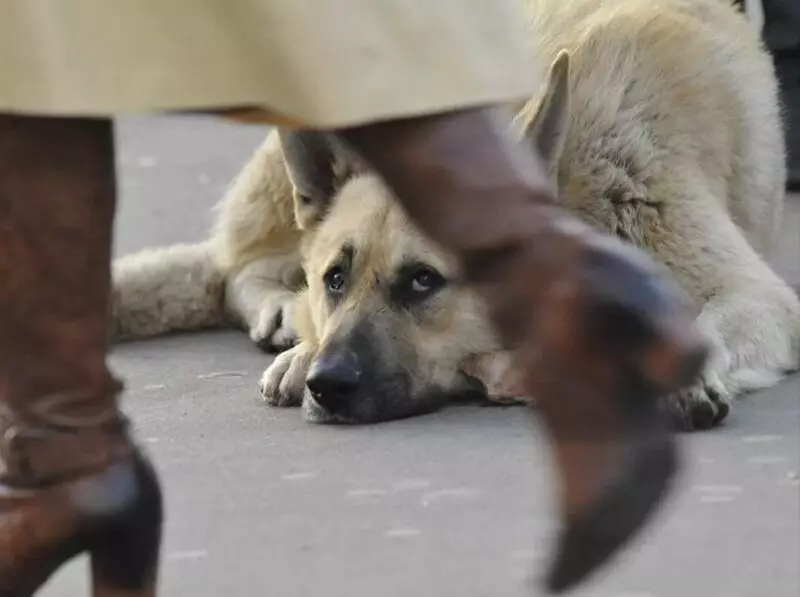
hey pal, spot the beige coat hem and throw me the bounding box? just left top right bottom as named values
left=1, top=0, right=542, bottom=128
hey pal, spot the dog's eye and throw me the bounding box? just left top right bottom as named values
left=410, top=267, right=445, bottom=295
left=324, top=266, right=346, bottom=294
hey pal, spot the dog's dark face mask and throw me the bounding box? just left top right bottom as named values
left=301, top=239, right=489, bottom=425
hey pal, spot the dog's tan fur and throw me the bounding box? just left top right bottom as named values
left=112, top=0, right=800, bottom=428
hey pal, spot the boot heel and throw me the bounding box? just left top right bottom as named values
left=88, top=453, right=163, bottom=597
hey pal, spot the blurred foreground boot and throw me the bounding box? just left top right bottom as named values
left=339, top=107, right=708, bottom=592
left=0, top=115, right=163, bottom=596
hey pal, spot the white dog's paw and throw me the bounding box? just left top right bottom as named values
left=667, top=288, right=800, bottom=431
left=250, top=295, right=299, bottom=353
left=663, top=368, right=732, bottom=431
left=259, top=342, right=316, bottom=407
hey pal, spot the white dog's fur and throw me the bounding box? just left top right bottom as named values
left=112, top=0, right=800, bottom=428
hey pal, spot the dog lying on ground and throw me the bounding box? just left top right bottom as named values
left=112, top=0, right=800, bottom=430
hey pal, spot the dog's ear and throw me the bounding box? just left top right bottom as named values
left=521, top=50, right=571, bottom=186
left=277, top=129, right=340, bottom=230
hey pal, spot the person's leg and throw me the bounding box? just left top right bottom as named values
left=336, top=106, right=708, bottom=590
left=0, top=105, right=702, bottom=596
left=0, top=115, right=162, bottom=596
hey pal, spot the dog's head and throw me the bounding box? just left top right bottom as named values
left=277, top=133, right=499, bottom=423
left=276, top=51, right=574, bottom=424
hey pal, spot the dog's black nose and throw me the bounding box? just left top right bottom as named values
left=305, top=351, right=361, bottom=412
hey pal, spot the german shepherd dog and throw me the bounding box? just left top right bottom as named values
left=112, top=0, right=800, bottom=430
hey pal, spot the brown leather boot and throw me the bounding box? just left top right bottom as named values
left=0, top=115, right=163, bottom=596
left=337, top=107, right=708, bottom=592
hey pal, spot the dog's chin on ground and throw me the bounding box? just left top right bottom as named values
left=299, top=374, right=491, bottom=425
left=301, top=393, right=348, bottom=424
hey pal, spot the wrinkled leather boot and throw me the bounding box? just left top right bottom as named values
left=0, top=115, right=163, bottom=596
left=338, top=107, right=708, bottom=592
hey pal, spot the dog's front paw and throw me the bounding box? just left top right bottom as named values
left=663, top=373, right=731, bottom=431
left=250, top=294, right=300, bottom=353
left=259, top=342, right=316, bottom=407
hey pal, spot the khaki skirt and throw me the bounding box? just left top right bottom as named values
left=1, top=0, right=542, bottom=128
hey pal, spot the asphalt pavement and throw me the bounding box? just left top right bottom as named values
left=41, top=115, right=800, bottom=597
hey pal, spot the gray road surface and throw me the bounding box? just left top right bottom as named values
left=41, top=116, right=800, bottom=597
